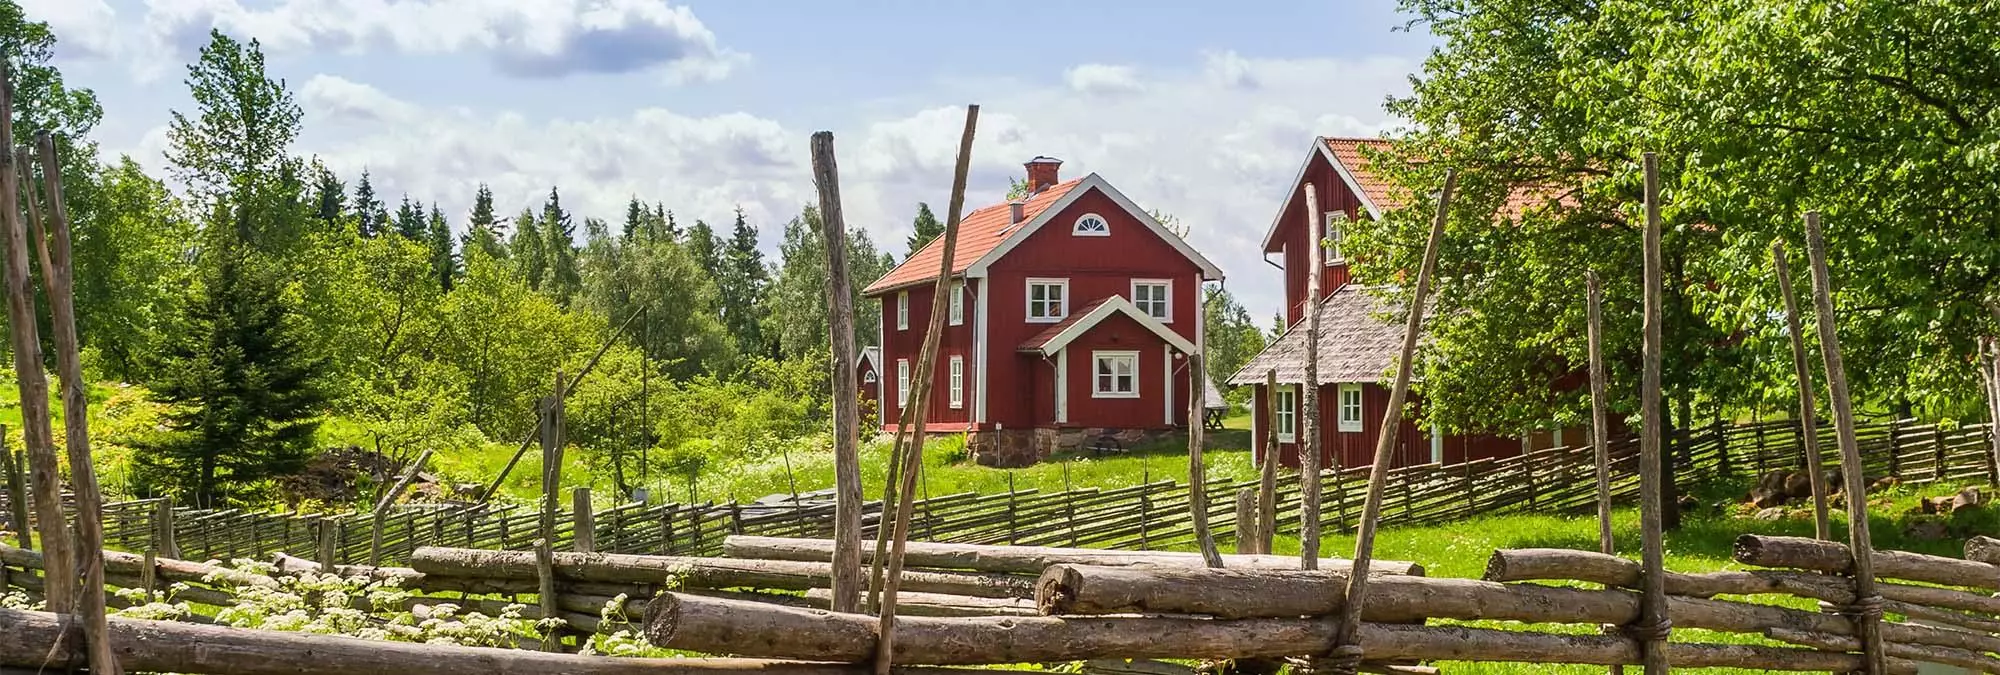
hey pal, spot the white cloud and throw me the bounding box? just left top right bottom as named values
left=22, top=0, right=121, bottom=59
left=1064, top=64, right=1143, bottom=95
left=126, top=0, right=738, bottom=82
left=138, top=51, right=1412, bottom=321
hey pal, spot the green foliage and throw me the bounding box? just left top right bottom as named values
left=134, top=247, right=328, bottom=508
left=164, top=29, right=305, bottom=254
left=1201, top=285, right=1263, bottom=393
left=542, top=187, right=582, bottom=305
left=73, top=157, right=195, bottom=380
left=463, top=183, right=504, bottom=259
left=426, top=203, right=457, bottom=292
left=905, top=202, right=941, bottom=257
left=352, top=170, right=386, bottom=238
left=768, top=206, right=892, bottom=359
left=510, top=208, right=547, bottom=289
left=719, top=208, right=769, bottom=357
left=1364, top=0, right=2000, bottom=434
left=578, top=219, right=734, bottom=379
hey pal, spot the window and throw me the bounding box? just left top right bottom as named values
left=1092, top=351, right=1138, bottom=398
left=948, top=281, right=964, bottom=326
left=1338, top=384, right=1364, bottom=432
left=863, top=371, right=878, bottom=384
left=1324, top=210, right=1349, bottom=264
left=1274, top=386, right=1297, bottom=442
left=1073, top=213, right=1109, bottom=237
left=896, top=292, right=909, bottom=330
left=948, top=356, right=965, bottom=409
left=1131, top=280, right=1171, bottom=322
left=1027, top=278, right=1068, bottom=322
left=896, top=360, right=910, bottom=408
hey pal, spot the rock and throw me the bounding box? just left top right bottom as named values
left=1782, top=471, right=1815, bottom=500
left=1868, top=476, right=1900, bottom=494
left=1903, top=517, right=1950, bottom=541
left=1752, top=507, right=1788, bottom=521
left=1954, top=486, right=1984, bottom=512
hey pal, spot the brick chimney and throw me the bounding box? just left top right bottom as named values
left=1024, top=156, right=1063, bottom=195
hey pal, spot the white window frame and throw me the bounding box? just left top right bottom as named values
left=1338, top=383, right=1364, bottom=433
left=1026, top=278, right=1069, bottom=323
left=1072, top=212, right=1109, bottom=237
left=1324, top=210, right=1349, bottom=264
left=896, top=292, right=909, bottom=330
left=896, top=359, right=910, bottom=408
left=863, top=370, right=878, bottom=384
left=1274, top=385, right=1297, bottom=442
left=948, top=281, right=965, bottom=326
left=1092, top=350, right=1139, bottom=399
left=948, top=356, right=964, bottom=409
left=1131, top=279, right=1172, bottom=323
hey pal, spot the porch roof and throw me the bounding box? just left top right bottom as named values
left=1226, top=284, right=1424, bottom=386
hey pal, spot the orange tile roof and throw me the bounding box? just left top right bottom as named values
left=864, top=178, right=1084, bottom=295
left=1323, top=136, right=1573, bottom=219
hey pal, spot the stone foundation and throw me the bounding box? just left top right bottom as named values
left=967, top=427, right=1183, bottom=468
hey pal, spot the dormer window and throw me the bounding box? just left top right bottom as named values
left=1073, top=213, right=1109, bottom=237
left=1324, top=210, right=1349, bottom=264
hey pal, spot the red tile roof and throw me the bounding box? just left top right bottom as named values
left=864, top=179, right=1084, bottom=295
left=1017, top=298, right=1112, bottom=353
left=1323, top=136, right=1573, bottom=219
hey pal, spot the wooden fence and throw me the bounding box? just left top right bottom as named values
left=4, top=418, right=1993, bottom=566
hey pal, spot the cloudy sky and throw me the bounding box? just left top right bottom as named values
left=27, top=0, right=1433, bottom=321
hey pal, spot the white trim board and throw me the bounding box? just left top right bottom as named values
left=966, top=173, right=1224, bottom=282
left=1027, top=295, right=1197, bottom=355
left=1257, top=137, right=1387, bottom=253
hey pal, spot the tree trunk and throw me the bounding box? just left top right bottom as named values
left=410, top=546, right=1034, bottom=599
left=1735, top=535, right=2000, bottom=591
left=720, top=536, right=1423, bottom=576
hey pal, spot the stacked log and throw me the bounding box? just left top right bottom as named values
left=722, top=535, right=1425, bottom=576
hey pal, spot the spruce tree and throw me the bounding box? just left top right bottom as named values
left=623, top=197, right=645, bottom=240
left=509, top=209, right=547, bottom=290
left=353, top=170, right=386, bottom=238
left=135, top=244, right=327, bottom=508
left=687, top=218, right=722, bottom=280
left=394, top=195, right=425, bottom=239
left=310, top=162, right=344, bottom=230
left=463, top=183, right=507, bottom=259
left=427, top=203, right=457, bottom=292
left=656, top=203, right=680, bottom=241
left=906, top=202, right=943, bottom=257
left=542, top=187, right=581, bottom=304
left=721, top=207, right=769, bottom=357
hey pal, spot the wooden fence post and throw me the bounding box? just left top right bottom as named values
left=1186, top=351, right=1222, bottom=567
left=1772, top=241, right=1834, bottom=541
left=1887, top=418, right=1902, bottom=479
left=3, top=435, right=30, bottom=551
left=157, top=495, right=180, bottom=560
left=1232, top=487, right=1257, bottom=554
left=1802, top=210, right=1888, bottom=675
left=1633, top=152, right=1671, bottom=675
left=1258, top=369, right=1279, bottom=554
left=572, top=487, right=595, bottom=553
left=1005, top=473, right=1018, bottom=546
left=318, top=516, right=339, bottom=570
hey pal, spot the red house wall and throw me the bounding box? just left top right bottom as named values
left=875, top=280, right=978, bottom=430
left=1058, top=312, right=1189, bottom=429
left=1274, top=155, right=1367, bottom=325
left=1250, top=383, right=1522, bottom=471
left=984, top=187, right=1203, bottom=430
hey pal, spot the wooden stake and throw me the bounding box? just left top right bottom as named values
left=0, top=68, right=72, bottom=617
left=1636, top=152, right=1671, bottom=675
left=876, top=103, right=978, bottom=675
left=156, top=495, right=179, bottom=560
left=1330, top=169, right=1454, bottom=668
left=809, top=130, right=866, bottom=614
left=30, top=131, right=123, bottom=675
left=1584, top=271, right=1614, bottom=557
left=1801, top=211, right=1887, bottom=675
left=1771, top=242, right=1833, bottom=541
left=1259, top=369, right=1278, bottom=554
left=1983, top=318, right=2000, bottom=486
left=540, top=371, right=568, bottom=652
left=2, top=433, right=28, bottom=551
left=1233, top=488, right=1258, bottom=554
left=1585, top=271, right=1623, bottom=675
left=1299, top=185, right=1324, bottom=569
left=573, top=487, right=595, bottom=554
left=1187, top=351, right=1223, bottom=567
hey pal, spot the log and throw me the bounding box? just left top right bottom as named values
left=1038, top=565, right=1417, bottom=618
left=1766, top=629, right=1996, bottom=674
left=411, top=547, right=1034, bottom=599
left=1736, top=535, right=2000, bottom=590
left=1634, top=151, right=1669, bottom=675
left=1965, top=535, right=2000, bottom=566
left=2, top=543, right=276, bottom=589
left=641, top=591, right=1891, bottom=671
left=269, top=552, right=427, bottom=584
left=721, top=536, right=1424, bottom=576
left=0, top=606, right=985, bottom=675
left=804, top=589, right=1037, bottom=617
left=1489, top=547, right=2000, bottom=616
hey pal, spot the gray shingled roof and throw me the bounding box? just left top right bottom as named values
left=1226, top=284, right=1420, bottom=386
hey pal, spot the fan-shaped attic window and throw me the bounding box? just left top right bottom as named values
left=1073, top=213, right=1109, bottom=237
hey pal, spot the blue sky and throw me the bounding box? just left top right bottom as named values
left=29, top=0, right=1435, bottom=322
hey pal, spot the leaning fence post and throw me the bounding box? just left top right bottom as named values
left=1772, top=241, right=1834, bottom=542
left=1802, top=210, right=1888, bottom=675
left=572, top=487, right=595, bottom=553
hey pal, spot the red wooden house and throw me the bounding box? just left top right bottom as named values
left=1230, top=137, right=1581, bottom=471
left=863, top=157, right=1224, bottom=467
